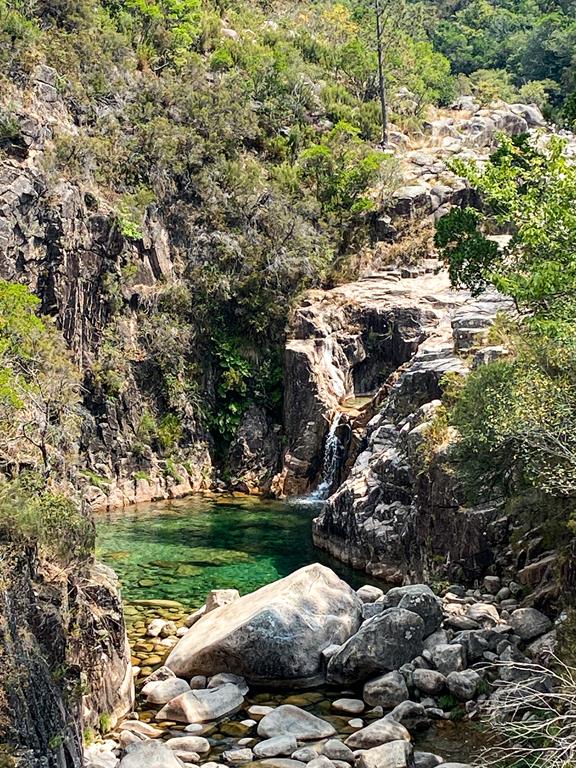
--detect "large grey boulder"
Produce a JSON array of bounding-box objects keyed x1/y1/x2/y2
[
  {"x1": 446, "y1": 670, "x2": 481, "y2": 701},
  {"x1": 356, "y1": 741, "x2": 412, "y2": 768},
  {"x1": 156, "y1": 683, "x2": 244, "y2": 723},
  {"x1": 363, "y1": 671, "x2": 409, "y2": 708},
  {"x1": 381, "y1": 585, "x2": 435, "y2": 608},
  {"x1": 120, "y1": 741, "x2": 185, "y2": 768},
  {"x1": 431, "y1": 644, "x2": 466, "y2": 676},
  {"x1": 509, "y1": 608, "x2": 552, "y2": 641},
  {"x1": 257, "y1": 705, "x2": 336, "y2": 740},
  {"x1": 327, "y1": 609, "x2": 425, "y2": 684},
  {"x1": 398, "y1": 592, "x2": 443, "y2": 636},
  {"x1": 345, "y1": 718, "x2": 410, "y2": 749},
  {"x1": 166, "y1": 564, "x2": 361, "y2": 686},
  {"x1": 412, "y1": 669, "x2": 446, "y2": 695}
]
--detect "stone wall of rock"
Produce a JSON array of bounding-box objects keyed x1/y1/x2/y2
[
  {"x1": 0, "y1": 66, "x2": 215, "y2": 509},
  {"x1": 0, "y1": 544, "x2": 134, "y2": 766}
]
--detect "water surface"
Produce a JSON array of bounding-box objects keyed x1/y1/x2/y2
[{"x1": 96, "y1": 494, "x2": 382, "y2": 607}]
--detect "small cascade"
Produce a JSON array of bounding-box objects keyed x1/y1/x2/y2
[{"x1": 311, "y1": 412, "x2": 345, "y2": 500}]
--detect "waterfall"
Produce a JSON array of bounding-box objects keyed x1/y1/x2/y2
[{"x1": 311, "y1": 412, "x2": 345, "y2": 500}]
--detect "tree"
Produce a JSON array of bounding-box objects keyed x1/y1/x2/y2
[
  {"x1": 0, "y1": 281, "x2": 81, "y2": 478},
  {"x1": 435, "y1": 134, "x2": 576, "y2": 326}
]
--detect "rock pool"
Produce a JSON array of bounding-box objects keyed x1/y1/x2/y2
[{"x1": 96, "y1": 494, "x2": 383, "y2": 606}]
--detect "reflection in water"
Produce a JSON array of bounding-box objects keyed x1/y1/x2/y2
[{"x1": 96, "y1": 494, "x2": 384, "y2": 606}]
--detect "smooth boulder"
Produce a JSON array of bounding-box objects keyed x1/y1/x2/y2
[
  {"x1": 345, "y1": 718, "x2": 410, "y2": 749},
  {"x1": 356, "y1": 741, "x2": 412, "y2": 768},
  {"x1": 156, "y1": 683, "x2": 244, "y2": 723},
  {"x1": 327, "y1": 609, "x2": 424, "y2": 684},
  {"x1": 257, "y1": 705, "x2": 336, "y2": 740},
  {"x1": 363, "y1": 671, "x2": 409, "y2": 708},
  {"x1": 166, "y1": 564, "x2": 362, "y2": 686},
  {"x1": 120, "y1": 741, "x2": 184, "y2": 768}
]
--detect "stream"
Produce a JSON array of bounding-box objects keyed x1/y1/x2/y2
[{"x1": 95, "y1": 494, "x2": 487, "y2": 763}]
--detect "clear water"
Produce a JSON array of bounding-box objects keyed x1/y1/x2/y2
[{"x1": 96, "y1": 494, "x2": 383, "y2": 608}]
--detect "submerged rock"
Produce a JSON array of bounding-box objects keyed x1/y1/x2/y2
[{"x1": 166, "y1": 564, "x2": 362, "y2": 686}]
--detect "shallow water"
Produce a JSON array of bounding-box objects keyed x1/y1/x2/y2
[{"x1": 96, "y1": 494, "x2": 384, "y2": 607}]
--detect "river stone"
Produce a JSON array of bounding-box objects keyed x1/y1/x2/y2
[
  {"x1": 142, "y1": 666, "x2": 177, "y2": 686},
  {"x1": 363, "y1": 671, "x2": 409, "y2": 709},
  {"x1": 327, "y1": 609, "x2": 425, "y2": 685},
  {"x1": 356, "y1": 586, "x2": 384, "y2": 603},
  {"x1": 292, "y1": 748, "x2": 318, "y2": 763},
  {"x1": 356, "y1": 740, "x2": 411, "y2": 768},
  {"x1": 414, "y1": 752, "x2": 443, "y2": 768},
  {"x1": 119, "y1": 720, "x2": 164, "y2": 738},
  {"x1": 165, "y1": 737, "x2": 211, "y2": 754},
  {"x1": 307, "y1": 757, "x2": 333, "y2": 768},
  {"x1": 412, "y1": 669, "x2": 446, "y2": 695},
  {"x1": 222, "y1": 749, "x2": 253, "y2": 765},
  {"x1": 254, "y1": 737, "x2": 298, "y2": 758},
  {"x1": 258, "y1": 762, "x2": 307, "y2": 768},
  {"x1": 431, "y1": 644, "x2": 466, "y2": 676},
  {"x1": 381, "y1": 585, "x2": 435, "y2": 608},
  {"x1": 120, "y1": 741, "x2": 184, "y2": 768},
  {"x1": 208, "y1": 673, "x2": 249, "y2": 694},
  {"x1": 156, "y1": 683, "x2": 244, "y2": 723},
  {"x1": 331, "y1": 698, "x2": 364, "y2": 714},
  {"x1": 143, "y1": 678, "x2": 190, "y2": 704},
  {"x1": 344, "y1": 718, "x2": 410, "y2": 749},
  {"x1": 446, "y1": 670, "x2": 481, "y2": 701},
  {"x1": 322, "y1": 740, "x2": 354, "y2": 763},
  {"x1": 166, "y1": 564, "x2": 361, "y2": 686},
  {"x1": 398, "y1": 592, "x2": 443, "y2": 636},
  {"x1": 509, "y1": 608, "x2": 552, "y2": 641},
  {"x1": 257, "y1": 705, "x2": 336, "y2": 740}
]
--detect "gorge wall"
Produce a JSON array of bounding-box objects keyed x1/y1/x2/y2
[{"x1": 0, "y1": 545, "x2": 134, "y2": 766}]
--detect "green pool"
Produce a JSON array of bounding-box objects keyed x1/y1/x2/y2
[{"x1": 96, "y1": 494, "x2": 381, "y2": 607}]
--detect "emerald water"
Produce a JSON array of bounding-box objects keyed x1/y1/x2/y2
[{"x1": 96, "y1": 494, "x2": 381, "y2": 606}]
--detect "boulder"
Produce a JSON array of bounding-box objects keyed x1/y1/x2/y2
[
  {"x1": 208, "y1": 673, "x2": 249, "y2": 695},
  {"x1": 363, "y1": 671, "x2": 409, "y2": 708},
  {"x1": 331, "y1": 698, "x2": 364, "y2": 714},
  {"x1": 356, "y1": 741, "x2": 412, "y2": 768},
  {"x1": 166, "y1": 565, "x2": 361, "y2": 686},
  {"x1": 431, "y1": 644, "x2": 466, "y2": 676},
  {"x1": 120, "y1": 741, "x2": 185, "y2": 768},
  {"x1": 254, "y1": 737, "x2": 298, "y2": 758},
  {"x1": 446, "y1": 670, "x2": 481, "y2": 701},
  {"x1": 357, "y1": 586, "x2": 384, "y2": 604},
  {"x1": 381, "y1": 585, "x2": 435, "y2": 608},
  {"x1": 257, "y1": 705, "x2": 336, "y2": 740},
  {"x1": 322, "y1": 740, "x2": 354, "y2": 763},
  {"x1": 398, "y1": 592, "x2": 443, "y2": 636},
  {"x1": 156, "y1": 683, "x2": 244, "y2": 723},
  {"x1": 412, "y1": 669, "x2": 446, "y2": 695},
  {"x1": 165, "y1": 737, "x2": 210, "y2": 754},
  {"x1": 414, "y1": 752, "x2": 443, "y2": 768},
  {"x1": 143, "y1": 678, "x2": 190, "y2": 704},
  {"x1": 327, "y1": 609, "x2": 425, "y2": 685},
  {"x1": 206, "y1": 589, "x2": 240, "y2": 613},
  {"x1": 222, "y1": 749, "x2": 253, "y2": 765},
  {"x1": 345, "y1": 718, "x2": 410, "y2": 749},
  {"x1": 509, "y1": 608, "x2": 552, "y2": 641}
]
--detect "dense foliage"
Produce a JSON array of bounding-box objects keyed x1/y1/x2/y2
[
  {"x1": 426, "y1": 0, "x2": 576, "y2": 121},
  {"x1": 436, "y1": 136, "x2": 576, "y2": 535}
]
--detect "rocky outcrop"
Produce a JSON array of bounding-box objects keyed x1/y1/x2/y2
[
  {"x1": 165, "y1": 563, "x2": 362, "y2": 687},
  {"x1": 226, "y1": 405, "x2": 282, "y2": 494},
  {"x1": 311, "y1": 286, "x2": 511, "y2": 583},
  {"x1": 0, "y1": 545, "x2": 133, "y2": 766},
  {"x1": 277, "y1": 268, "x2": 467, "y2": 496}
]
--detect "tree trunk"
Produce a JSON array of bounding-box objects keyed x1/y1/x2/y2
[{"x1": 374, "y1": 0, "x2": 388, "y2": 146}]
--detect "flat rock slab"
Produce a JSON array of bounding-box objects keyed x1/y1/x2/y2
[
  {"x1": 156, "y1": 683, "x2": 244, "y2": 723},
  {"x1": 331, "y1": 698, "x2": 365, "y2": 714},
  {"x1": 166, "y1": 564, "x2": 361, "y2": 687},
  {"x1": 257, "y1": 705, "x2": 336, "y2": 740}
]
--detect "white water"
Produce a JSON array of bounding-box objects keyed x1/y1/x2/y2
[{"x1": 311, "y1": 412, "x2": 344, "y2": 500}]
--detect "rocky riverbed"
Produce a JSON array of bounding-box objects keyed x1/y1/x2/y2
[{"x1": 84, "y1": 563, "x2": 557, "y2": 768}]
